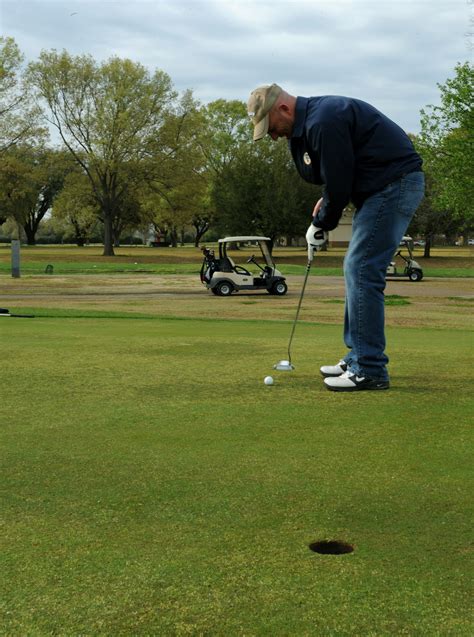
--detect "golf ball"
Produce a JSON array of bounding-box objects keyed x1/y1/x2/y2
[{"x1": 264, "y1": 376, "x2": 274, "y2": 386}]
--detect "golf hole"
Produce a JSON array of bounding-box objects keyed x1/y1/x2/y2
[{"x1": 309, "y1": 540, "x2": 354, "y2": 555}]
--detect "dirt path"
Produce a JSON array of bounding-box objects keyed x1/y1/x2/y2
[
  {"x1": 303, "y1": 275, "x2": 473, "y2": 299},
  {"x1": 1, "y1": 274, "x2": 472, "y2": 332},
  {"x1": 1, "y1": 273, "x2": 472, "y2": 301}
]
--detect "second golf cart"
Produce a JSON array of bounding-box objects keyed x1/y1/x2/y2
[
  {"x1": 386, "y1": 236, "x2": 423, "y2": 282},
  {"x1": 200, "y1": 236, "x2": 288, "y2": 296}
]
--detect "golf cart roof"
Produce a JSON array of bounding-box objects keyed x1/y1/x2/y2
[{"x1": 218, "y1": 236, "x2": 271, "y2": 243}]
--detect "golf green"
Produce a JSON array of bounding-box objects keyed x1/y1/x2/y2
[{"x1": 1, "y1": 315, "x2": 472, "y2": 634}]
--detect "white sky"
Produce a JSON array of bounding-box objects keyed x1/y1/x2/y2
[{"x1": 1, "y1": 0, "x2": 472, "y2": 132}]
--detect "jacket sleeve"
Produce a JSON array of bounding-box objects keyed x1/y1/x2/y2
[{"x1": 308, "y1": 116, "x2": 354, "y2": 231}]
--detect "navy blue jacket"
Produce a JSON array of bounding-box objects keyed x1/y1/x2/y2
[{"x1": 290, "y1": 96, "x2": 422, "y2": 231}]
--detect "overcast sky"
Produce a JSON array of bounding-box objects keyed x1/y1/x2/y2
[{"x1": 1, "y1": 0, "x2": 471, "y2": 132}]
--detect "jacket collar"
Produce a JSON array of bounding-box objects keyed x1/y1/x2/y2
[{"x1": 291, "y1": 96, "x2": 309, "y2": 138}]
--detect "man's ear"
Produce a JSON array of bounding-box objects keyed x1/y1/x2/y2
[{"x1": 278, "y1": 103, "x2": 291, "y2": 116}]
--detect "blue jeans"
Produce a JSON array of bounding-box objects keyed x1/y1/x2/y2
[{"x1": 342, "y1": 172, "x2": 425, "y2": 380}]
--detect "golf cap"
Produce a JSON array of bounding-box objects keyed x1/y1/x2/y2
[{"x1": 247, "y1": 83, "x2": 283, "y2": 141}]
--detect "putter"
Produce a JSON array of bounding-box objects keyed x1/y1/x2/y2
[
  {"x1": 0, "y1": 308, "x2": 35, "y2": 318},
  {"x1": 274, "y1": 245, "x2": 314, "y2": 371}
]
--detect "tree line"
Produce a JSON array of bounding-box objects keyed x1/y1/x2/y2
[{"x1": 1, "y1": 36, "x2": 472, "y2": 256}]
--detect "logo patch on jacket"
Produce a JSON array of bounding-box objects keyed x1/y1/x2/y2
[{"x1": 303, "y1": 152, "x2": 311, "y2": 165}]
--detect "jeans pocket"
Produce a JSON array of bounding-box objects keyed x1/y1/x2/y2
[
  {"x1": 400, "y1": 173, "x2": 425, "y2": 217},
  {"x1": 405, "y1": 171, "x2": 425, "y2": 189}
]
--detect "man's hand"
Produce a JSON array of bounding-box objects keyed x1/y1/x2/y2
[
  {"x1": 306, "y1": 224, "x2": 327, "y2": 249},
  {"x1": 312, "y1": 197, "x2": 324, "y2": 217},
  {"x1": 306, "y1": 223, "x2": 327, "y2": 262}
]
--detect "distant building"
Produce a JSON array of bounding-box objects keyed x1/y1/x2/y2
[
  {"x1": 278, "y1": 207, "x2": 354, "y2": 248},
  {"x1": 329, "y1": 207, "x2": 354, "y2": 247}
]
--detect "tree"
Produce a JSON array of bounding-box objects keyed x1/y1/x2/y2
[
  {"x1": 23, "y1": 148, "x2": 72, "y2": 244},
  {"x1": 407, "y1": 171, "x2": 466, "y2": 256},
  {"x1": 140, "y1": 90, "x2": 208, "y2": 246},
  {"x1": 112, "y1": 183, "x2": 144, "y2": 247},
  {"x1": 0, "y1": 37, "x2": 44, "y2": 154},
  {"x1": 52, "y1": 170, "x2": 100, "y2": 246},
  {"x1": 0, "y1": 145, "x2": 70, "y2": 244},
  {"x1": 192, "y1": 208, "x2": 212, "y2": 247},
  {"x1": 212, "y1": 136, "x2": 321, "y2": 242},
  {"x1": 419, "y1": 62, "x2": 474, "y2": 233},
  {"x1": 0, "y1": 148, "x2": 33, "y2": 236},
  {"x1": 198, "y1": 99, "x2": 250, "y2": 175},
  {"x1": 193, "y1": 99, "x2": 250, "y2": 244},
  {"x1": 28, "y1": 51, "x2": 177, "y2": 255}
]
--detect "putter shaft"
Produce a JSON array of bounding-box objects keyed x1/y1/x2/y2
[{"x1": 287, "y1": 258, "x2": 312, "y2": 365}]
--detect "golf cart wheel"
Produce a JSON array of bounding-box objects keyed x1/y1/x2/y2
[
  {"x1": 215, "y1": 281, "x2": 234, "y2": 296},
  {"x1": 269, "y1": 281, "x2": 288, "y2": 296},
  {"x1": 409, "y1": 270, "x2": 423, "y2": 282}
]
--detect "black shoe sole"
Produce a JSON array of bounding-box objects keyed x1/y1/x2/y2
[{"x1": 325, "y1": 381, "x2": 390, "y2": 392}]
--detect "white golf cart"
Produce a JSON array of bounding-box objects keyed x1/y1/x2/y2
[
  {"x1": 386, "y1": 236, "x2": 423, "y2": 282},
  {"x1": 200, "y1": 236, "x2": 288, "y2": 296}
]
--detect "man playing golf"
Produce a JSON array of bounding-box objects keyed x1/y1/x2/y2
[{"x1": 247, "y1": 84, "x2": 424, "y2": 392}]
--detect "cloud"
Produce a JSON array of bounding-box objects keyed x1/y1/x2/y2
[{"x1": 1, "y1": 0, "x2": 470, "y2": 131}]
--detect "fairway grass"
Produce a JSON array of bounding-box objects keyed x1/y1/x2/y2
[
  {"x1": 1, "y1": 314, "x2": 473, "y2": 635},
  {"x1": 1, "y1": 244, "x2": 473, "y2": 277}
]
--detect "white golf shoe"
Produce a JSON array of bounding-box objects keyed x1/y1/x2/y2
[
  {"x1": 324, "y1": 371, "x2": 390, "y2": 392},
  {"x1": 319, "y1": 359, "x2": 348, "y2": 377}
]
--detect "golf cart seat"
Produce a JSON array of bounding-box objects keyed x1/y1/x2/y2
[
  {"x1": 217, "y1": 257, "x2": 234, "y2": 272},
  {"x1": 223, "y1": 252, "x2": 254, "y2": 275}
]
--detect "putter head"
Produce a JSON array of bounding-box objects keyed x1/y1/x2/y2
[{"x1": 274, "y1": 359, "x2": 295, "y2": 371}]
